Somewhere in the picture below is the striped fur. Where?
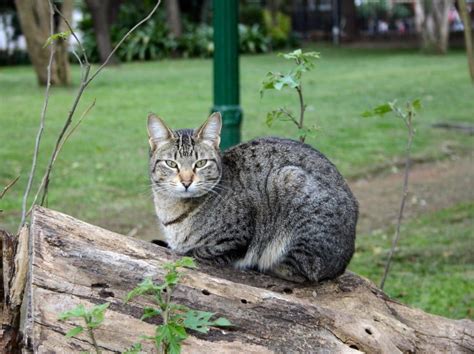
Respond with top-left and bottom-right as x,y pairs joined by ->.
148,113 -> 358,282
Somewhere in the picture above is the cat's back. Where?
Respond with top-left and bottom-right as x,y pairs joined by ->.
222,137 -> 348,190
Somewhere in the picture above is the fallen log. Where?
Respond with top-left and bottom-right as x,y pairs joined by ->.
2,206 -> 473,353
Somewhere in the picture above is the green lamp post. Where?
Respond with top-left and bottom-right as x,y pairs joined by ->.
212,0 -> 242,150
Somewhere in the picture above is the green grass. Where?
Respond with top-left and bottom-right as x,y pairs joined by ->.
1,46 -> 472,231
350,202 -> 474,320
0,47 -> 473,320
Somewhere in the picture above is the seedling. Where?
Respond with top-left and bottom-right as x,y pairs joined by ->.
362,99 -> 421,290
58,302 -> 110,354
126,257 -> 232,354
260,49 -> 320,142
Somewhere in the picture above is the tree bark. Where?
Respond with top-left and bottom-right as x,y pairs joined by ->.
457,0 -> 474,82
342,0 -> 358,41
415,0 -> 454,54
14,0 -> 72,86
165,0 -> 182,38
267,0 -> 281,26
2,207 -> 473,353
84,0 -> 120,65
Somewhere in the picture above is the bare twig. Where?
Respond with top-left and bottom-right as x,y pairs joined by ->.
278,107 -> 299,126
26,100 -> 96,218
18,1 -> 55,231
1,176 -> 20,200
87,327 -> 101,354
380,110 -> 415,290
295,85 -> 307,142
86,0 -> 162,85
58,100 -> 96,152
52,3 -> 89,68
32,0 -> 162,209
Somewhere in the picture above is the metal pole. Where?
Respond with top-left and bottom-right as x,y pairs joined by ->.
212,0 -> 242,149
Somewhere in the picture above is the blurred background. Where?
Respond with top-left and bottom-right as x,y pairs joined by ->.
1,0 -> 473,319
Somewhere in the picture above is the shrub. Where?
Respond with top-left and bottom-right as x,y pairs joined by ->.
77,3 -> 288,63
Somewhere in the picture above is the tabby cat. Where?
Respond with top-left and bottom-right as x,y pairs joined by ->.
148,112 -> 358,282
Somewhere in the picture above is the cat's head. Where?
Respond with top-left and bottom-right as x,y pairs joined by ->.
147,112 -> 222,199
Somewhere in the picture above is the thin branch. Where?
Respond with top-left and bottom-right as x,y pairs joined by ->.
86,0 -> 162,85
296,85 -> 307,142
87,327 -> 101,354
35,0 -> 161,205
18,1 -> 55,231
52,3 -> 89,67
1,176 -> 20,200
57,100 -> 96,154
279,107 -> 299,126
39,65 -> 91,206
26,99 -> 96,218
380,111 -> 415,290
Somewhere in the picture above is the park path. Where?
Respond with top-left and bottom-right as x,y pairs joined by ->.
351,155 -> 474,234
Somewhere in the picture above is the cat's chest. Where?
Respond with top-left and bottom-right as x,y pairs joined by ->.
153,199 -> 195,252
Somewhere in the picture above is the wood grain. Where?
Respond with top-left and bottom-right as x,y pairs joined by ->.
6,206 -> 472,353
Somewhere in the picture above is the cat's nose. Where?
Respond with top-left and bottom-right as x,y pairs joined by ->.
181,181 -> 192,189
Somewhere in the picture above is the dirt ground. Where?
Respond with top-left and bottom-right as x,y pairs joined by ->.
351,155 -> 474,234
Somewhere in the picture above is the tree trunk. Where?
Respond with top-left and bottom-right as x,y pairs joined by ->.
2,207 -> 473,353
267,0 -> 281,26
457,0 -> 474,82
84,0 -> 120,65
165,0 -> 182,38
415,0 -> 453,54
14,0 -> 72,86
342,0 -> 358,41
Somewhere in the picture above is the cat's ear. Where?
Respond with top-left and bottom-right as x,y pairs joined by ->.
147,113 -> 174,150
194,112 -> 222,148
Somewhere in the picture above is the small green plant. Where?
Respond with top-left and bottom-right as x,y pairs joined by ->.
126,257 -> 232,354
58,302 -> 110,354
362,99 -> 421,290
260,49 -> 320,142
43,30 -> 71,48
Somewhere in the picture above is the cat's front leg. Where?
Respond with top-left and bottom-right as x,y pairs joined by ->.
191,243 -> 247,267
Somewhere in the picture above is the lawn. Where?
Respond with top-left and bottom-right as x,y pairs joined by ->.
1,45 -> 473,319
351,202 -> 474,320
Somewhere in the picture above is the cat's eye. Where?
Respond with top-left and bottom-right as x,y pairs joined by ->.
195,159 -> 208,168
165,160 -> 178,168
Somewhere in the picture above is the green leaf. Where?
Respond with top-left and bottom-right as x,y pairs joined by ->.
141,307 -> 162,320
211,317 -> 232,327
155,324 -> 187,354
266,111 -> 278,127
65,326 -> 84,338
411,98 -> 422,111
126,277 -> 163,302
165,271 -> 180,287
276,73 -> 299,90
43,31 -> 71,48
123,342 -> 143,354
91,302 -> 109,317
362,102 -> 394,117
280,49 -> 320,70
183,310 -> 214,333
58,304 -> 86,320
175,256 -> 197,269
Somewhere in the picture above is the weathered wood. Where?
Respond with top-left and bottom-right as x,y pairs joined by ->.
13,206 -> 474,353
1,226 -> 29,352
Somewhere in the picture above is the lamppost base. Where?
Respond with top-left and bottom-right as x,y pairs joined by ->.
211,105 -> 242,150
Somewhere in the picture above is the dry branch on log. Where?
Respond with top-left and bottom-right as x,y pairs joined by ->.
2,207 -> 473,353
